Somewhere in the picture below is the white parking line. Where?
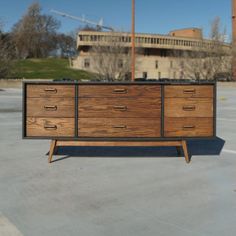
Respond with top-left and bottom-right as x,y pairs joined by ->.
0,213 -> 23,236
222,149 -> 236,154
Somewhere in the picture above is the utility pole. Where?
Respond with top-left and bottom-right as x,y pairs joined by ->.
131,0 -> 135,81
232,0 -> 236,80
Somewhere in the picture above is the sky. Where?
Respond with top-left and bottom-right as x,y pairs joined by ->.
0,0 -> 232,40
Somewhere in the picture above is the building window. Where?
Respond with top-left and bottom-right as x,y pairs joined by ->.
143,72 -> 147,79
158,72 -> 161,79
155,60 -> 158,69
170,61 -> 173,68
173,71 -> 176,79
160,50 -> 167,57
180,61 -> 184,69
118,59 -> 123,69
84,58 -> 90,68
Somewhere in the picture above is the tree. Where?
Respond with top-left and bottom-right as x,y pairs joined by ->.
56,33 -> 76,58
179,17 -> 232,80
12,2 -> 60,58
0,23 -> 16,78
89,32 -> 131,81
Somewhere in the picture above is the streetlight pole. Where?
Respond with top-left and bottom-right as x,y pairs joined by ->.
131,0 -> 135,81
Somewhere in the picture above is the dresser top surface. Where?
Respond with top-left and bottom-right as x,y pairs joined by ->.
23,80 -> 216,85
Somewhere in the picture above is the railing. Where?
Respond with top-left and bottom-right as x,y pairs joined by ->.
77,31 -> 230,52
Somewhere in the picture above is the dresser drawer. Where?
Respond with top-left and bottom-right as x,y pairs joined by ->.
27,85 -> 75,98
164,98 -> 213,117
26,118 -> 75,137
79,97 -> 161,118
78,118 -> 161,137
164,85 -> 213,98
164,118 -> 213,137
78,85 -> 161,98
27,98 -> 75,117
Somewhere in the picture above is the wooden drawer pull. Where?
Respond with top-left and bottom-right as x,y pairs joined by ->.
113,88 -> 127,94
183,89 -> 196,94
44,125 -> 57,130
113,105 -> 127,111
113,125 -> 127,129
182,105 -> 196,111
44,105 -> 57,111
183,125 -> 195,129
44,88 -> 57,93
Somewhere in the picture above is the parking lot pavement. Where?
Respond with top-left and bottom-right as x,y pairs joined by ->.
0,84 -> 236,236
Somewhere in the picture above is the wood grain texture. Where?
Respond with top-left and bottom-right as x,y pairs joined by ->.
27,98 -> 75,117
27,85 -> 75,98
26,117 -> 74,137
164,117 -> 213,137
56,140 -> 183,147
78,85 -> 161,98
78,97 -> 161,118
164,98 -> 213,117
78,118 -> 161,137
164,85 -> 213,98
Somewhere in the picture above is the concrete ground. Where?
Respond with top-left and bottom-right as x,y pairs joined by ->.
0,84 -> 236,236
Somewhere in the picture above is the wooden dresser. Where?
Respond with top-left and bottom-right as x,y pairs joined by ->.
23,81 -> 216,163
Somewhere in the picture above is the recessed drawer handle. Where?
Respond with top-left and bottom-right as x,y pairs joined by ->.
44,125 -> 57,130
113,105 -> 127,111
183,89 -> 196,94
113,88 -> 127,94
113,125 -> 127,129
182,105 -> 196,111
44,88 -> 57,93
44,105 -> 57,111
183,125 -> 195,129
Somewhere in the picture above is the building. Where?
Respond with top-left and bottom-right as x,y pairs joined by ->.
72,28 -> 231,80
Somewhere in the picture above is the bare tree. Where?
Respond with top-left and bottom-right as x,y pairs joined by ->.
176,17 -> 232,80
89,32 -> 131,81
56,33 -> 76,58
12,2 -> 60,58
0,23 -> 16,78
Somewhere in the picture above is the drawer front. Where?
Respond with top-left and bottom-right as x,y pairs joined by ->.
78,85 -> 161,98
27,85 -> 75,98
164,118 -> 213,137
78,118 -> 161,137
164,85 -> 213,98
27,98 -> 75,117
26,118 -> 74,137
164,98 -> 213,117
79,97 -> 161,118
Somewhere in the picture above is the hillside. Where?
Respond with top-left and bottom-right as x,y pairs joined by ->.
11,58 -> 94,80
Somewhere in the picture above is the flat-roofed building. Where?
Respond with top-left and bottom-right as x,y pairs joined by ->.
72,28 -> 231,80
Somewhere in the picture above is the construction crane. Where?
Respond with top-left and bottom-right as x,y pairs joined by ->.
51,9 -> 114,31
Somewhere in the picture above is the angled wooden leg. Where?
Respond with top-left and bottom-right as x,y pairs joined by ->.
176,146 -> 182,156
48,140 -> 57,163
182,140 -> 190,163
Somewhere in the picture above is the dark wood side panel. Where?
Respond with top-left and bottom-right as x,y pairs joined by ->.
164,98 -> 213,117
78,118 -> 161,137
26,117 -> 75,137
164,117 -> 213,137
27,85 -> 75,98
164,85 -> 213,98
78,85 -> 161,98
27,98 -> 75,117
78,97 -> 161,118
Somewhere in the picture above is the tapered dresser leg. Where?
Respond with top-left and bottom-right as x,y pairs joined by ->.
182,140 -> 190,163
48,140 -> 57,163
